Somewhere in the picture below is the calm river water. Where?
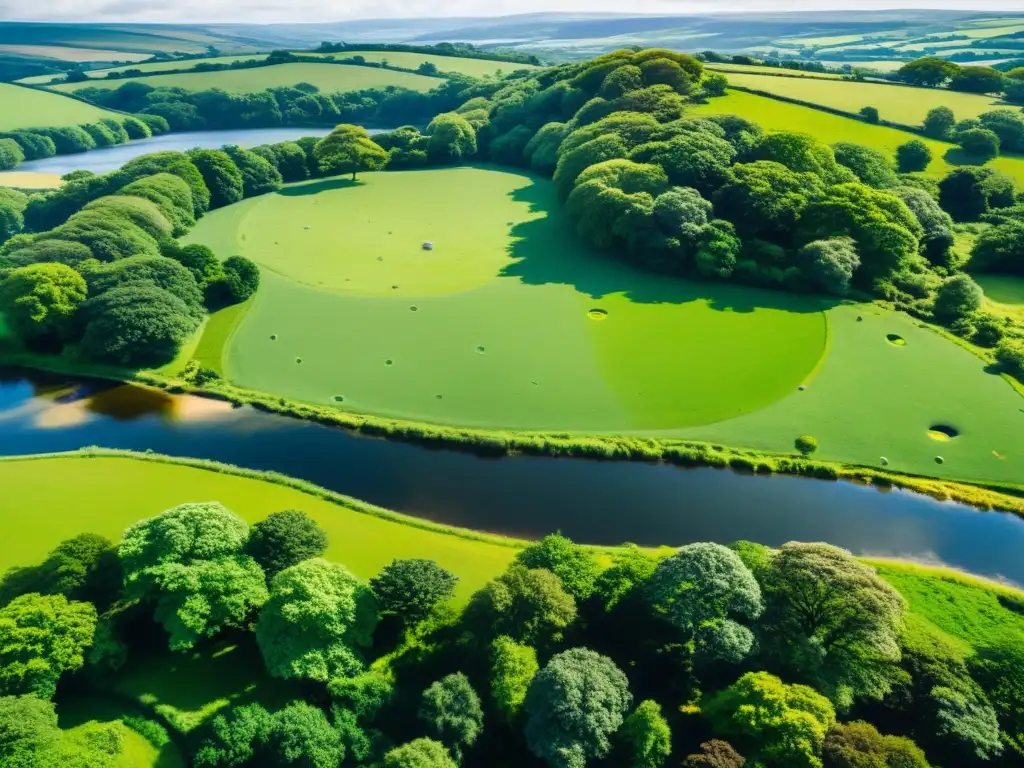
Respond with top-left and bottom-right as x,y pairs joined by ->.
14,127 -> 373,176
1,367 -> 1022,583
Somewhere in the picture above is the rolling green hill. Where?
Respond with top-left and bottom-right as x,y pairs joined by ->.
49,62 -> 441,94
0,83 -> 124,131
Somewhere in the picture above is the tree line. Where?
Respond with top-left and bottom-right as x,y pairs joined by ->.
0,500 -> 1020,767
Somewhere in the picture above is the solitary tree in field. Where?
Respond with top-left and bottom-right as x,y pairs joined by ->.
314,124 -> 388,180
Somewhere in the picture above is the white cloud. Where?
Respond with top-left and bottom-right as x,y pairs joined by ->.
2,0 -> 1022,23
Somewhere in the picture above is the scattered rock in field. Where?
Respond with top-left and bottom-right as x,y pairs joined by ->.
334,395 -> 345,403
295,357 -> 302,364
410,306 -> 418,311
798,385 -> 806,391
857,316 -> 863,322
880,457 -> 889,466
935,456 -> 944,464
270,334 -> 277,341
422,242 -> 434,251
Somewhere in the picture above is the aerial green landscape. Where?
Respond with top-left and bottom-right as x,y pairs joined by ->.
0,15 -> 1024,768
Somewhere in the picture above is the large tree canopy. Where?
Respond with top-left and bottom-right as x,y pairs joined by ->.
466,565 -> 576,646
256,558 -> 378,682
313,124 -> 388,180
647,543 -> 763,663
119,503 -> 268,650
524,648 -> 632,768
0,262 -> 87,346
758,543 -> 905,709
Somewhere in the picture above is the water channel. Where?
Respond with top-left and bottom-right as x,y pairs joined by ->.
2,366 -> 1022,584
14,127 -> 362,176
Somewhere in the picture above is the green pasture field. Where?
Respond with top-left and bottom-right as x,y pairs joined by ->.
185,167 -> 828,432
719,71 -> 1007,127
975,274 -> 1024,323
0,83 -> 123,131
0,43 -> 151,62
50,62 -> 440,95
0,26 -> 218,55
0,454 -> 519,601
706,62 -> 848,79
690,89 -> 1024,187
18,53 -> 271,85
184,166 -> 1023,484
303,50 -> 540,77
680,303 -> 1024,485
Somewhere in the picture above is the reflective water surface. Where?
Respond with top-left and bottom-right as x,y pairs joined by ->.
1,366 -> 1022,584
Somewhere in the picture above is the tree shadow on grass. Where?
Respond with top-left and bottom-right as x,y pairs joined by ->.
276,177 -> 362,196
499,177 -> 837,314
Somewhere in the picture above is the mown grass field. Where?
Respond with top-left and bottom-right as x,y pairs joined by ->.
18,53 -> 271,84
976,274 -> 1024,323
681,304 -> 1024,485
186,167 -> 828,432
0,43 -> 151,62
706,62 -> 849,79
690,89 -> 1024,187
303,50 -> 540,77
49,62 -> 441,94
0,454 -> 520,601
0,83 -> 123,131
721,71 -> 1010,127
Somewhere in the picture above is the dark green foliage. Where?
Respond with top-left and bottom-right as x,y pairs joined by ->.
79,122 -> 119,148
923,107 -> 956,139
524,648 -> 632,768
970,219 -> 1024,274
629,130 -> 735,196
750,132 -> 854,185
426,113 -> 477,165
0,131 -> 56,161
0,533 -> 120,611
23,173 -> 112,232
120,116 -> 152,140
135,113 -> 170,134
0,593 -> 97,699
794,436 -> 819,457
205,255 -> 260,307
254,141 -> 309,183
370,559 -> 458,624
222,144 -> 283,196
383,738 -> 457,768
32,126 -> 95,154
969,642 -> 1024,758
713,161 -> 822,243
245,509 -> 328,580
194,701 -> 344,768
466,565 -> 576,645
0,138 -> 24,171
553,134 -> 628,199
0,695 -> 60,767
832,143 -> 897,188
419,673 -> 484,761
0,262 -> 86,345
978,109 -> 1024,153
929,685 -> 1003,761
758,543 -> 906,709
81,195 -> 173,240
948,66 -> 1005,94
899,58 -> 960,88
933,274 -> 983,322
83,255 -> 205,317
939,167 -> 1014,222
115,151 -> 210,215
799,238 -> 860,296
957,128 -> 1000,160
594,544 -> 659,610
681,740 -> 746,768
858,106 -> 880,124
256,558 -> 377,682
0,239 -> 92,269
514,534 -> 600,601
648,542 -> 763,663
822,721 -> 931,768
162,241 -> 223,285
41,206 -> 160,262
187,148 -> 244,209
117,173 -> 196,235
620,699 -> 671,768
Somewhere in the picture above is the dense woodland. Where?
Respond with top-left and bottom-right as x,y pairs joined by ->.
0,502 -> 1021,767
2,47 -> 1024,379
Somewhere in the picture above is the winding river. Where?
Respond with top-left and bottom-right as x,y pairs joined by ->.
14,127 -> 363,176
2,366 -> 1023,584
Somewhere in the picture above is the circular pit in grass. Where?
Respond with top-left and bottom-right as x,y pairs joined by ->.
928,424 -> 959,441
886,334 -> 906,346
588,308 -> 608,321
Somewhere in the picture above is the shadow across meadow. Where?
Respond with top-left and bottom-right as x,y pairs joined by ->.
276,177 -> 362,197
498,177 -> 836,315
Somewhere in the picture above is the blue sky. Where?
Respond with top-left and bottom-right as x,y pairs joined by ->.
2,0 -> 1021,23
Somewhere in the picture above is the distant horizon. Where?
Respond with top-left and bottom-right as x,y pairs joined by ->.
3,2 -> 1024,25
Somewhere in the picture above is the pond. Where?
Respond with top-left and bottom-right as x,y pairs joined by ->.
2,366 -> 1023,585
14,127 -> 387,176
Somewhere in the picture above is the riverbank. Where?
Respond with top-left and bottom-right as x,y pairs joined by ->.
2,341 -> 1022,518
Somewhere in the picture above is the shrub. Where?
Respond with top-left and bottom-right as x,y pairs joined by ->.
221,144 -> 283,196
120,116 -> 152,140
246,510 -> 328,580
895,140 -> 932,173
83,255 -> 205,316
0,131 -> 56,160
186,148 -> 244,209
33,126 -> 95,154
957,128 -> 1000,159
858,106 -> 880,123
923,106 -> 955,139
795,435 -> 818,456
371,559 -> 458,625
135,113 -> 170,135
933,274 -> 983,322
0,138 -> 24,171
205,255 -> 260,307
0,262 -> 87,345
79,122 -> 119,148
996,338 -> 1024,378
